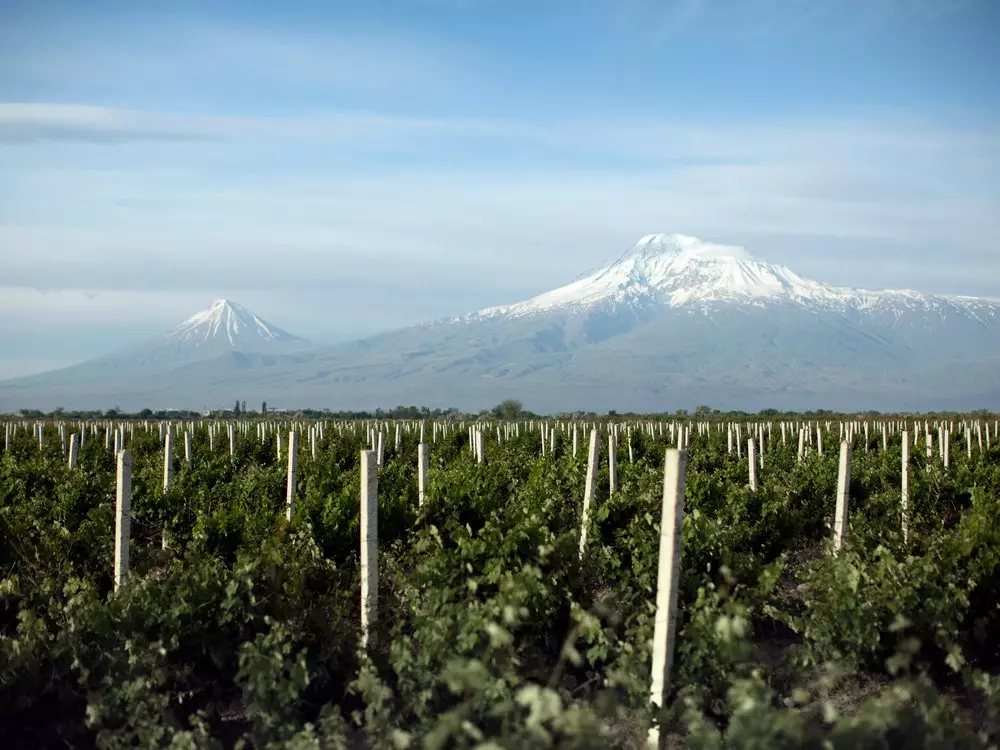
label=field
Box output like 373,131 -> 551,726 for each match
1,416 -> 999,749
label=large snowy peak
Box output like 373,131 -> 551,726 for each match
470,234 -> 847,319
468,233 -> 996,325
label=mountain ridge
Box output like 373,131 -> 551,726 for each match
1,234 -> 998,412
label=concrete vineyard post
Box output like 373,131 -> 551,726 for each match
418,442 -> 429,507
648,448 -> 687,750
229,425 -> 235,456
748,439 -> 758,491
901,433 -> 910,543
573,424 -> 579,457
797,429 -> 805,462
376,432 -> 385,467
832,440 -> 851,554
114,450 -> 132,592
162,432 -> 175,550
68,434 -> 79,469
578,429 -> 599,559
926,432 -> 933,460
608,433 -> 618,495
163,431 -> 174,492
360,449 -> 379,650
286,431 -> 298,522
184,431 -> 192,466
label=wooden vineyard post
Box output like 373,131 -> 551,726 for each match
68,433 -> 79,469
608,433 -> 618,495
578,429 -> 599,559
285,431 -> 298,522
832,440 -> 851,554
748,439 -> 758,491
418,442 -> 429,507
901,432 -> 910,543
648,448 -> 687,750
360,449 -> 379,650
114,450 -> 132,592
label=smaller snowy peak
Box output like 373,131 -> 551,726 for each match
168,299 -> 300,348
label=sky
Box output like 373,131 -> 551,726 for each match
1,0 -> 998,378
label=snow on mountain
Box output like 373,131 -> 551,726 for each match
168,299 -> 301,350
467,233 -> 996,322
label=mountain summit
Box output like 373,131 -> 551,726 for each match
168,299 -> 301,352
471,233 -> 845,317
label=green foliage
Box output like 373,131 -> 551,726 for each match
0,416 -> 998,747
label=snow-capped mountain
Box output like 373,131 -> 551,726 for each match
1,237 -> 998,412
469,233 -> 997,323
170,299 -> 299,348
0,300 -> 308,404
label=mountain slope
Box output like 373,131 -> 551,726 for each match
1,237 -> 997,412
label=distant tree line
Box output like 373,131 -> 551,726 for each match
6,402 -> 997,421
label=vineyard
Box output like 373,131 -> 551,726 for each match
2,415 -> 1000,749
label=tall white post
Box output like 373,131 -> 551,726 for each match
68,433 -> 79,469
418,442 -> 429,507
360,450 -> 379,650
114,450 -> 132,592
748,439 -> 758,491
184,431 -> 192,465
648,449 -> 687,750
608,433 -> 618,495
901,433 -> 910,543
579,429 -> 599,559
832,440 -> 851,553
163,431 -> 174,491
286,431 -> 298,522
376,431 -> 385,467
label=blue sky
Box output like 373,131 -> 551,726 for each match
1,0 -> 998,377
